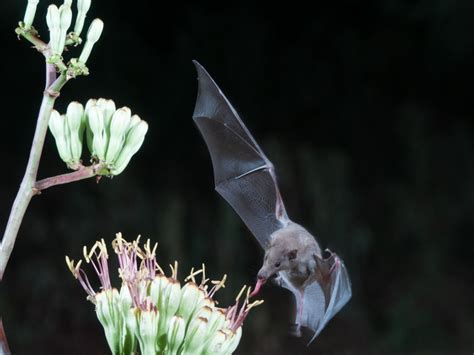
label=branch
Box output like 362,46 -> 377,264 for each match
0,67 -> 68,281
35,163 -> 102,192
16,28 -> 68,72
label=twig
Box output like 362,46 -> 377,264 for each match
0,59 -> 68,280
35,163 -> 102,192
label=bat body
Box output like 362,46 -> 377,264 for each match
192,60 -> 351,343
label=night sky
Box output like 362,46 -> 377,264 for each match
0,1 -> 473,354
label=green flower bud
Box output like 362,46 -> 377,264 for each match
46,5 -> 62,55
157,279 -> 181,345
111,120 -> 148,175
166,316 -> 186,355
65,102 -> 84,162
46,5 -> 60,31
119,283 -> 133,315
149,275 -> 169,307
182,317 -> 208,354
205,309 -> 226,339
129,114 -> 141,129
87,105 -> 107,160
165,280 -> 182,317
97,98 -> 116,127
85,98 -> 97,111
135,310 -> 160,355
204,330 -> 227,354
221,327 -> 242,354
84,99 -> 97,153
49,110 -> 72,164
124,308 -> 138,353
96,289 -> 122,355
194,305 -> 212,322
176,283 -> 205,323
106,107 -> 131,163
23,0 -> 39,28
79,18 -> 104,64
58,3 -> 72,53
74,0 -> 92,36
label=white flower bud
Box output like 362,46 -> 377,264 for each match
95,290 -> 122,353
74,0 -> 92,35
66,102 -> 84,162
87,105 -> 107,160
23,0 -> 40,28
85,98 -> 97,111
129,114 -> 141,129
176,283 -> 205,323
136,310 -> 160,355
204,330 -> 227,354
87,18 -> 104,43
84,99 -> 97,152
106,108 -> 131,163
47,5 -> 62,55
166,316 -> 186,354
222,327 -> 242,354
182,317 -> 207,353
49,110 -> 72,164
46,5 -> 60,31
110,120 -> 148,175
149,275 -> 168,307
205,309 -> 226,338
79,19 -> 104,64
57,4 -> 72,53
97,98 -> 116,127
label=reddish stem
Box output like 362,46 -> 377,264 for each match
35,164 -> 99,192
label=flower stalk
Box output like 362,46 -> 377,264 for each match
1,0 -> 107,280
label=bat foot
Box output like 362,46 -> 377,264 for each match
289,323 -> 302,338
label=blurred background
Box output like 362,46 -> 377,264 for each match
0,0 -> 473,354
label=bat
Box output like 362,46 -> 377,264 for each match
192,60 -> 352,343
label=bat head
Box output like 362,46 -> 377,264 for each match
257,243 -> 298,282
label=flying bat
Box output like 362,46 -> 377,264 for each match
192,60 -> 352,343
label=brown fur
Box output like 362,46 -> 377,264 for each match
257,222 -> 321,289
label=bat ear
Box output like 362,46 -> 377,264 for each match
287,249 -> 297,260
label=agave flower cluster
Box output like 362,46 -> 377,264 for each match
66,234 -> 263,355
49,99 -> 148,175
20,0 -> 103,69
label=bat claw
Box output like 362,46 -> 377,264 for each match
289,323 -> 302,337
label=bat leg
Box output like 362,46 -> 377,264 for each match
290,290 -> 304,337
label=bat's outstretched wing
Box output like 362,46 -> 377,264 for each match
282,252 -> 352,344
192,61 -> 289,247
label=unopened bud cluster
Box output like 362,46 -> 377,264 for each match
19,0 -> 103,67
49,99 -> 148,175
66,234 -> 263,355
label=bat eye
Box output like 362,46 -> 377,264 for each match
274,262 -> 281,268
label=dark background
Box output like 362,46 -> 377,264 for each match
0,0 -> 473,354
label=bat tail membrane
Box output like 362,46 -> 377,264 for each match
192,60 -> 290,246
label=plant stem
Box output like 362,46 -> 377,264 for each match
35,164 -> 100,191
0,63 -> 67,281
